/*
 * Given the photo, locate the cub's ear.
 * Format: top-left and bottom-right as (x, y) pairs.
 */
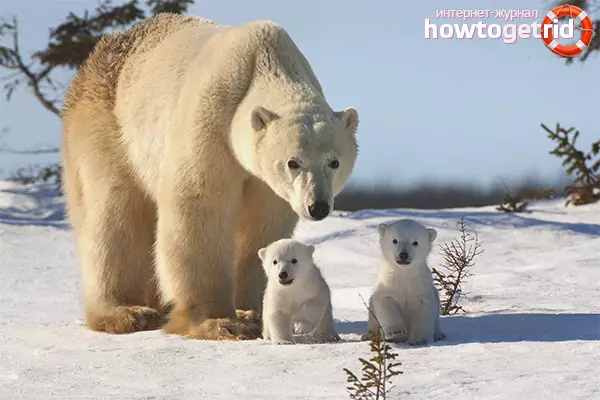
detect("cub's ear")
(376, 223), (387, 236)
(427, 228), (438, 243)
(257, 247), (267, 261)
(251, 106), (277, 131)
(334, 107), (359, 136)
(305, 244), (315, 256)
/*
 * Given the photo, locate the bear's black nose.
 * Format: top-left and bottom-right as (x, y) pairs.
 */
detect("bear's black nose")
(308, 201), (330, 220)
(398, 252), (409, 261)
(278, 271), (288, 280)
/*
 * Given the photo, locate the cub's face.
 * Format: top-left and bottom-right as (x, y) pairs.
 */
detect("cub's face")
(377, 219), (437, 267)
(258, 239), (316, 287)
(249, 106), (358, 221)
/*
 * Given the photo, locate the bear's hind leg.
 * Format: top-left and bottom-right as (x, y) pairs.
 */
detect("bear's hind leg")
(79, 181), (164, 334)
(62, 95), (163, 335)
(234, 178), (298, 313)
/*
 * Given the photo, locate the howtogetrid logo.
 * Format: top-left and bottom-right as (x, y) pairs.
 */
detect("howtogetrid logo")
(425, 5), (595, 58)
(542, 5), (594, 57)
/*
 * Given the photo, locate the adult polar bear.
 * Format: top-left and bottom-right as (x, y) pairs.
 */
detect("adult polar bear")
(61, 13), (359, 341)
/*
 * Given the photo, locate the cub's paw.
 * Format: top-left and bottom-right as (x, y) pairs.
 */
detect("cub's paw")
(293, 321), (312, 335)
(384, 328), (408, 343)
(272, 339), (295, 345)
(329, 333), (342, 343)
(406, 337), (430, 346)
(313, 332), (341, 343)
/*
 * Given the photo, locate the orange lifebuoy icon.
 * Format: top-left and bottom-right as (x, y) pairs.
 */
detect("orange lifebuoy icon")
(542, 5), (594, 57)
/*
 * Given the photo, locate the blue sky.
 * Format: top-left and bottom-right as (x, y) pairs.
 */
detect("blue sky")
(0, 0), (597, 188)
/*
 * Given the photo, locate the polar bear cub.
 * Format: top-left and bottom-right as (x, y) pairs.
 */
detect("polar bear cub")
(362, 219), (444, 345)
(258, 239), (340, 345)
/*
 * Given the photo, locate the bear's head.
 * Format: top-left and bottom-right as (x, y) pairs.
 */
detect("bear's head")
(238, 105), (358, 221)
(258, 239), (316, 287)
(377, 219), (437, 268)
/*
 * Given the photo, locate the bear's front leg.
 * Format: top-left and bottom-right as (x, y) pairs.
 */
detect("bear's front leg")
(155, 179), (260, 341)
(264, 311), (294, 345)
(234, 178), (298, 313)
(405, 300), (438, 346)
(297, 299), (340, 343)
(261, 292), (272, 341)
(366, 294), (407, 343)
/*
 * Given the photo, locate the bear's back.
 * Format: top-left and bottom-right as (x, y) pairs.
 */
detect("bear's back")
(63, 13), (216, 114)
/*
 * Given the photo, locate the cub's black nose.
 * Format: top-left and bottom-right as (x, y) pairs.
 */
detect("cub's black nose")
(308, 201), (330, 220)
(278, 271), (288, 280)
(398, 252), (409, 261)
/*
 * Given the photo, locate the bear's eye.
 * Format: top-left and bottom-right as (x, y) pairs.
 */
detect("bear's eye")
(329, 159), (340, 169)
(291, 258), (297, 264)
(392, 239), (398, 244)
(412, 241), (419, 246)
(287, 159), (301, 169)
(273, 260), (278, 265)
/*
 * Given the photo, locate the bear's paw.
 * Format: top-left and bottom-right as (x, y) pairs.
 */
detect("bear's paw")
(87, 306), (167, 334)
(177, 309), (261, 341)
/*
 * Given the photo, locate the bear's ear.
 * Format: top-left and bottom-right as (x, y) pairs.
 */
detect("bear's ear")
(257, 247), (267, 261)
(376, 223), (387, 236)
(305, 244), (315, 256)
(251, 106), (277, 131)
(427, 228), (438, 243)
(334, 107), (359, 136)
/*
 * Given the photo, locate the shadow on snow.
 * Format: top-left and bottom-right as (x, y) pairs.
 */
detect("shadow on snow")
(335, 313), (600, 345)
(0, 183), (68, 229)
(343, 208), (600, 236)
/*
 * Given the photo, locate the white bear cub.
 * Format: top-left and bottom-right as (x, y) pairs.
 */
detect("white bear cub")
(362, 219), (444, 345)
(258, 239), (340, 345)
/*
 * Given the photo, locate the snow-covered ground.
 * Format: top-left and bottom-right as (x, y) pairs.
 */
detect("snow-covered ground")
(0, 181), (598, 399)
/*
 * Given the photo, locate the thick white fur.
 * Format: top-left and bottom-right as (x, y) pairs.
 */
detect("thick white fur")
(362, 219), (445, 345)
(60, 13), (358, 339)
(258, 239), (340, 345)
